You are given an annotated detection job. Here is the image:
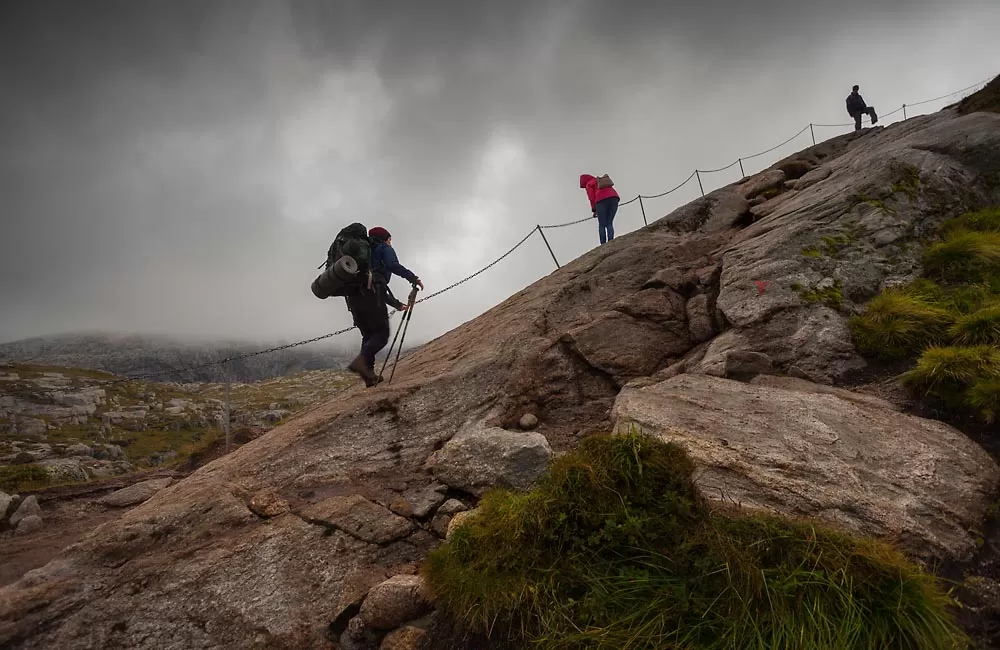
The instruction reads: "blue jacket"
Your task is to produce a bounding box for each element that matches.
[371,242,418,285]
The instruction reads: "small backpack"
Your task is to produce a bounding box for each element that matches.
[596,174,614,189]
[310,223,374,299]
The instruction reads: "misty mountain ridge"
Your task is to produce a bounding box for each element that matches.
[0,331,356,383]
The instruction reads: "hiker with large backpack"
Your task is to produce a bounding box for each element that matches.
[580,173,620,245]
[310,224,423,387]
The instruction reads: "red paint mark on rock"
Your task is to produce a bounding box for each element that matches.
[753,280,768,295]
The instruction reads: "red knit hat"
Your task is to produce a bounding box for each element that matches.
[368,226,391,241]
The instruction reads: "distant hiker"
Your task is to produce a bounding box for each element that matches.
[580,173,620,245]
[846,85,878,131]
[345,226,423,387]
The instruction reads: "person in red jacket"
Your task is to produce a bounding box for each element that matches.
[579,173,620,245]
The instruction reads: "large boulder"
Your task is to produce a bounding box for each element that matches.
[427,427,553,496]
[358,574,431,630]
[612,374,1000,563]
[9,495,41,529]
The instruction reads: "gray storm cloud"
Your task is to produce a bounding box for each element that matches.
[1,0,998,350]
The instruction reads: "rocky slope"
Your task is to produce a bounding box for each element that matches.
[0,333,353,383]
[2,95,1000,649]
[1,364,355,491]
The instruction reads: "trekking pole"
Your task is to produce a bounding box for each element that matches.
[387,285,419,385]
[379,312,406,380]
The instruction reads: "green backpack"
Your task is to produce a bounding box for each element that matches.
[310,223,373,299]
[326,222,373,273]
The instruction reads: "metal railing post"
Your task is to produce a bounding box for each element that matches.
[809,123,816,146]
[738,158,745,178]
[695,170,705,197]
[224,361,231,454]
[902,103,907,119]
[536,225,560,269]
[638,196,648,226]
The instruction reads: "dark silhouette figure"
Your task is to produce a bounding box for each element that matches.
[846,85,878,131]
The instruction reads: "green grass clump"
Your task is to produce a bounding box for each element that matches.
[849,287,954,357]
[941,207,1000,235]
[851,207,1000,421]
[901,345,1000,407]
[967,378,1000,423]
[923,231,1000,283]
[949,304,1000,345]
[0,464,50,493]
[424,432,966,650]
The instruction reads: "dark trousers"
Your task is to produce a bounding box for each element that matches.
[345,286,390,370]
[851,107,877,131]
[595,196,619,245]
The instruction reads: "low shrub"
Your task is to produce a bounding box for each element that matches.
[424,432,966,650]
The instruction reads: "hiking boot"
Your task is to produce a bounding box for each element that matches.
[348,355,378,385]
[365,374,384,388]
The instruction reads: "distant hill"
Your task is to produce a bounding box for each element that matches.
[0,332,353,383]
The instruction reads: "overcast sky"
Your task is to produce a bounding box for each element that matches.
[2,0,998,352]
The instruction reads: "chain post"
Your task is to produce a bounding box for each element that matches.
[695,170,704,197]
[536,225,560,269]
[224,361,231,454]
[638,196,648,226]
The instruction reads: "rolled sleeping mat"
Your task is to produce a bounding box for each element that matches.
[311,256,360,299]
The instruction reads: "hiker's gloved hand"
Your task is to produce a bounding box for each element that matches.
[398,304,408,312]
[413,277,424,291]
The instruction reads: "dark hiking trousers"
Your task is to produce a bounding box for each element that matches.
[596,196,619,245]
[345,286,390,370]
[852,107,877,131]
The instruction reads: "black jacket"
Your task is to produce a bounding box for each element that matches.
[846,92,867,115]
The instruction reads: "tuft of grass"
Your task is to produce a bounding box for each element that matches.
[900,345,1000,410]
[949,304,1000,345]
[967,379,1000,423]
[849,287,955,358]
[424,432,967,650]
[923,231,1000,283]
[941,207,1000,235]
